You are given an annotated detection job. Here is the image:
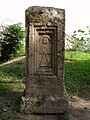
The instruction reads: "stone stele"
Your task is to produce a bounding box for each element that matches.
[21,6,69,120]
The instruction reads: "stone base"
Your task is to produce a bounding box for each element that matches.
[21,96,69,114]
[20,95,69,120]
[20,75,69,114]
[19,114,69,120]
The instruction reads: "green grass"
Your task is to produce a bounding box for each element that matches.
[65,51,90,97]
[0,51,90,119]
[0,57,25,119]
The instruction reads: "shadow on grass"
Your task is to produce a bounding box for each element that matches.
[0,57,25,119]
[0,82,24,119]
[0,85,22,112]
[65,59,90,100]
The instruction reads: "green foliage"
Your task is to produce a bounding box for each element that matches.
[71,26,90,51]
[14,41,25,57]
[0,24,25,62]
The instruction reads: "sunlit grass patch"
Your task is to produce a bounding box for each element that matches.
[65,51,90,98]
[65,51,90,61]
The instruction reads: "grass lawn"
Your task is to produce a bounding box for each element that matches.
[0,51,90,119]
[0,57,25,119]
[65,51,90,98]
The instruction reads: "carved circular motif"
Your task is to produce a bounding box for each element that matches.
[43,37,48,44]
[40,35,50,44]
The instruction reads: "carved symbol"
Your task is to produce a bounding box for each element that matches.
[39,47,51,67]
[37,35,51,67]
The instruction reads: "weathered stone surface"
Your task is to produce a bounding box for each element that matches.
[21,6,69,119]
[19,114,69,120]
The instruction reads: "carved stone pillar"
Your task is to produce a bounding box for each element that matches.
[21,6,69,120]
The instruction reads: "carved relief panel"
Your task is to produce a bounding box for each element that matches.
[34,26,57,74]
[37,35,51,68]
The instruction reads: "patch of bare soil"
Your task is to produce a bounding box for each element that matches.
[69,96,90,120]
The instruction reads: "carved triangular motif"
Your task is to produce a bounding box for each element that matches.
[40,54,50,67]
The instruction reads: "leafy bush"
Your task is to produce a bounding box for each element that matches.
[0,24,25,62]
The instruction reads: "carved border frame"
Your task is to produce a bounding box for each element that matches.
[26,20,65,79]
